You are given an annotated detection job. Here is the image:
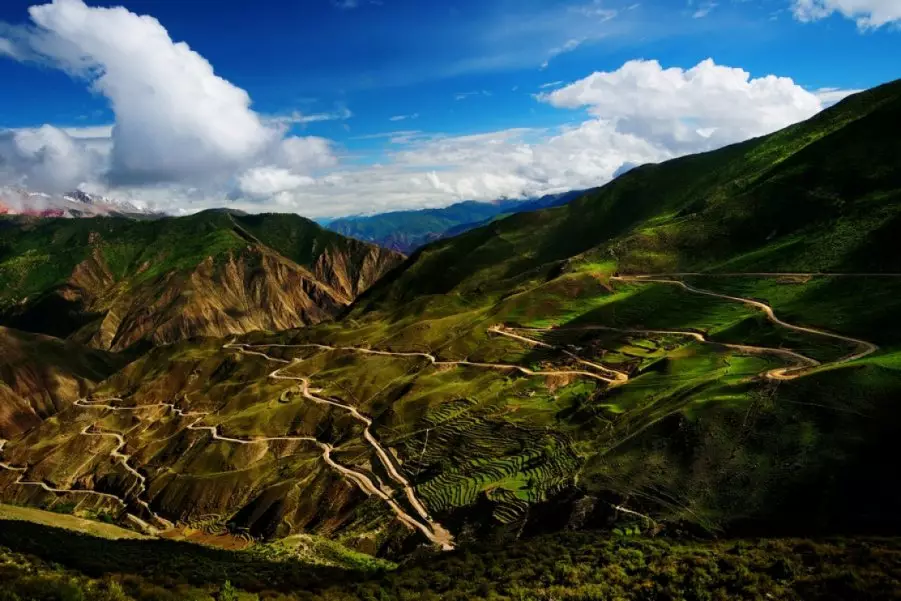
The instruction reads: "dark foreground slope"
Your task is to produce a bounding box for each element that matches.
[1,81,901,575]
[2,521,899,601]
[0,211,403,351]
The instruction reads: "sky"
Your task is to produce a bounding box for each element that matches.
[0,0,898,218]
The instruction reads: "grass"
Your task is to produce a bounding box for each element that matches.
[0,504,146,540]
[5,81,901,566]
[1,520,900,600]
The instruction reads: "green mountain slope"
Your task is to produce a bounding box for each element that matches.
[2,80,901,560]
[0,210,403,351]
[356,80,901,315]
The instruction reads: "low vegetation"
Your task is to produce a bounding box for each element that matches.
[1,521,899,600]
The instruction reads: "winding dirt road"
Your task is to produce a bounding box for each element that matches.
[503,323,820,381]
[487,326,630,384]
[242,341,620,384]
[610,274,880,380]
[3,270,883,546]
[0,437,135,515]
[224,342,455,550]
[81,395,456,550]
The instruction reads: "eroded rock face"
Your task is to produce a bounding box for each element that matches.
[77,247,354,352]
[312,243,404,300]
[1,214,403,352]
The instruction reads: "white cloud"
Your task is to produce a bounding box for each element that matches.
[389,113,420,122]
[692,2,718,18]
[455,90,492,101]
[61,125,114,140]
[0,37,20,59]
[222,58,849,219]
[541,38,583,69]
[236,166,315,199]
[0,5,858,220]
[0,125,104,192]
[793,0,901,28]
[0,0,334,193]
[815,87,864,106]
[539,58,825,154]
[267,108,353,126]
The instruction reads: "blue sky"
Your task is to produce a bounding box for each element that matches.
[0,0,898,217]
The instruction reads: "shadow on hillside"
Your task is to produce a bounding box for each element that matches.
[0,519,363,594]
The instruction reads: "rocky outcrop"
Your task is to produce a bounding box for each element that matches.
[1,212,404,352]
[93,247,352,352]
[312,243,404,299]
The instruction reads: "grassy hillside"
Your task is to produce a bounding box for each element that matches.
[2,80,901,579]
[355,80,901,314]
[0,210,402,350]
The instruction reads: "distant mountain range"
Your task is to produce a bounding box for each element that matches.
[0,188,157,219]
[326,189,592,252]
[1,186,593,256]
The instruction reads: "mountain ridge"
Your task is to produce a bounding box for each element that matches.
[1,80,900,573]
[0,210,403,351]
[326,190,591,253]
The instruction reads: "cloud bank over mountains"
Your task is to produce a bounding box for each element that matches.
[0,0,874,217]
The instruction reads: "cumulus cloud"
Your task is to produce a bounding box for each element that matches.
[220,58,847,218]
[236,167,315,199]
[539,59,824,154]
[0,4,857,219]
[0,0,334,193]
[0,125,105,192]
[793,0,901,28]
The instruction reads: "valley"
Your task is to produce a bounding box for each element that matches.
[1,80,901,600]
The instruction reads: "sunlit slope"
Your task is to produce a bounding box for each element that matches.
[333,79,901,535]
[3,81,901,551]
[355,80,901,317]
[0,210,403,350]
[0,326,126,436]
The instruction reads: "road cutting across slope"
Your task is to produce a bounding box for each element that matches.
[228,340,620,383]
[502,323,820,380]
[224,341,455,550]
[610,274,880,380]
[0,437,144,526]
[79,396,455,549]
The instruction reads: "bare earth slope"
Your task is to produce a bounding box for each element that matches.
[0,210,403,351]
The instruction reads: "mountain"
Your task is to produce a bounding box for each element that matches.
[327,189,590,252]
[0,210,403,351]
[1,80,901,598]
[0,187,157,219]
[0,326,127,438]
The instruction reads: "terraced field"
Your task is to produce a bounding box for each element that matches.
[2,82,901,565]
[2,270,894,549]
